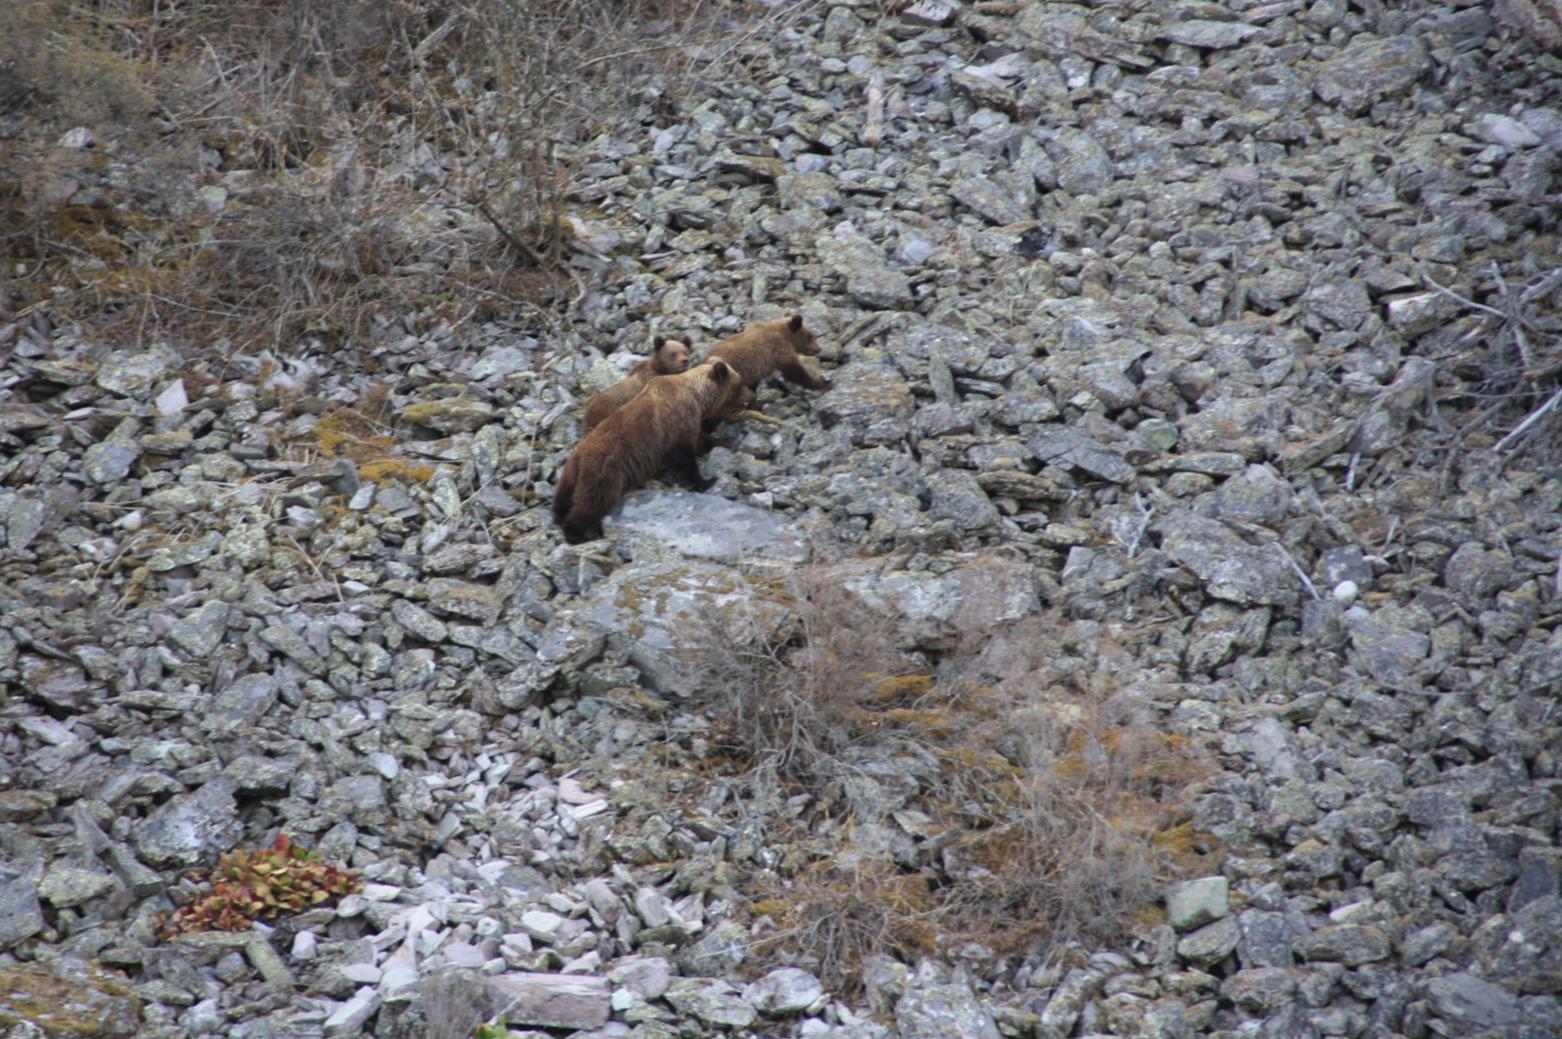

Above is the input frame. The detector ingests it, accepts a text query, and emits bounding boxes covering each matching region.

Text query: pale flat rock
[483,972,610,1030]
[539,558,795,694]
[1160,19,1261,48]
[827,550,1040,652]
[605,491,810,563]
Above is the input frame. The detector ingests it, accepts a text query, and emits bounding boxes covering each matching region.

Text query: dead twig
[1494,384,1562,452]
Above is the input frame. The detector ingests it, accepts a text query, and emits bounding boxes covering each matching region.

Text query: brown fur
[581,337,692,433]
[704,314,830,392]
[553,360,751,543]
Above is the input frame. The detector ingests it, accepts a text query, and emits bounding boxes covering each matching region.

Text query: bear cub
[553,360,753,543]
[705,314,830,393]
[582,336,692,433]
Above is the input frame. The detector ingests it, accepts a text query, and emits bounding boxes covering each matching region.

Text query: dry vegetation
[691,575,1217,992]
[0,0,808,354]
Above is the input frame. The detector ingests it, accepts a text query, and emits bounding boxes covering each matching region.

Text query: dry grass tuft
[692,579,1216,993]
[2,0,819,346]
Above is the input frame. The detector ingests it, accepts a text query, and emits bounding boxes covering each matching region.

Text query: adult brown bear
[704,314,830,392]
[553,361,753,543]
[581,336,692,433]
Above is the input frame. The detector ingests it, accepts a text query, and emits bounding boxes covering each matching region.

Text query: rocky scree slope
[2,1,1562,1038]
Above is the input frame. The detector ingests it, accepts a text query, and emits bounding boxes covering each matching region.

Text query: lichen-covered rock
[0,959,142,1037]
[132,776,242,867]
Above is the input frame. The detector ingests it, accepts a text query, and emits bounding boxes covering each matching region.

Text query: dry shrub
[3,0,818,344]
[697,576,931,798]
[693,581,1215,992]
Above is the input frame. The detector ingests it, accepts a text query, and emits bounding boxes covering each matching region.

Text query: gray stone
[426,580,503,625]
[895,973,1001,1039]
[951,175,1029,225]
[1386,292,1462,338]
[1442,542,1510,600]
[0,876,44,948]
[604,491,810,563]
[1237,910,1297,968]
[1176,916,1240,967]
[1511,846,1562,912]
[743,967,824,1015]
[831,551,1039,651]
[2,494,48,552]
[606,956,671,1000]
[1293,924,1391,965]
[1423,972,1523,1030]
[1347,603,1431,690]
[663,978,755,1028]
[1208,465,1291,526]
[1166,876,1230,931]
[469,344,536,381]
[1045,128,1116,196]
[82,434,142,485]
[848,266,914,309]
[95,348,175,397]
[37,864,117,908]
[1402,923,1455,967]
[324,988,380,1037]
[1029,428,1134,484]
[1037,967,1099,1039]
[815,365,916,447]
[1476,113,1543,149]
[390,600,448,642]
[1304,280,1373,331]
[925,470,1000,530]
[677,919,748,975]
[202,673,278,732]
[553,558,795,695]
[1314,35,1431,114]
[132,776,242,867]
[1158,512,1298,607]
[398,398,494,434]
[1161,20,1261,48]
[167,602,230,659]
[1221,967,1297,1012]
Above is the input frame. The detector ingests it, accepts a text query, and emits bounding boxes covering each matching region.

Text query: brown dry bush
[3,0,816,346]
[692,580,1214,992]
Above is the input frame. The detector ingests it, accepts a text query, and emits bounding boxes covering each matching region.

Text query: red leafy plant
[158,834,361,939]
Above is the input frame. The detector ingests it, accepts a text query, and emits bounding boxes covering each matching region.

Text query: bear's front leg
[780,359,831,391]
[666,442,710,492]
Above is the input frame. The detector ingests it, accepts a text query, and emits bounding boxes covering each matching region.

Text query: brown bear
[553,360,753,543]
[582,336,692,433]
[704,314,831,393]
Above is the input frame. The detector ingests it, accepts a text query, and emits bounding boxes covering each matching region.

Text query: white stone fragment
[291,931,318,961]
[324,988,380,1036]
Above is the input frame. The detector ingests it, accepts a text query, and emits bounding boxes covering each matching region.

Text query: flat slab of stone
[605,491,810,563]
[131,776,242,867]
[1029,428,1134,484]
[828,550,1040,651]
[1157,512,1298,607]
[1314,34,1430,114]
[545,559,796,695]
[483,972,610,1030]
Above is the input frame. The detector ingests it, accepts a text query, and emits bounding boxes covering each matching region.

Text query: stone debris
[1,2,1560,1039]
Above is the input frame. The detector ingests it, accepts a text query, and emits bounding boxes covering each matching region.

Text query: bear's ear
[708,360,733,382]
[787,314,804,332]
[653,335,666,349]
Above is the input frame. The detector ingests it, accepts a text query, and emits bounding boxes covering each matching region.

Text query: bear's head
[698,360,752,420]
[651,336,692,374]
[785,314,821,356]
